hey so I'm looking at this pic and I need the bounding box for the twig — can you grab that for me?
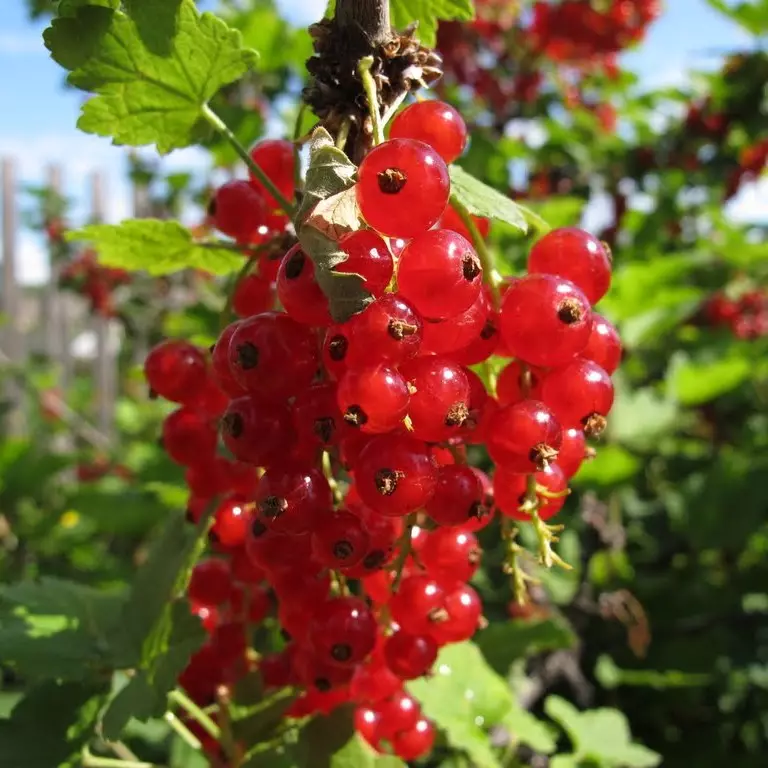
[163,711,202,752]
[168,689,221,741]
[390,512,418,591]
[358,56,385,146]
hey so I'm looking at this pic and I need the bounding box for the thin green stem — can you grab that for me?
[450,193,502,308]
[358,56,384,145]
[292,104,307,193]
[391,512,418,592]
[82,749,162,768]
[216,686,238,766]
[380,90,409,128]
[169,689,221,741]
[336,118,352,150]
[164,711,202,752]
[201,104,296,217]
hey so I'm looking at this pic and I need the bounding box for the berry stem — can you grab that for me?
[390,511,418,592]
[163,710,203,751]
[322,450,344,506]
[216,686,239,766]
[82,750,162,768]
[201,104,296,218]
[380,90,410,128]
[449,194,502,308]
[336,118,352,150]
[330,569,350,596]
[168,688,221,741]
[501,520,536,606]
[358,56,385,146]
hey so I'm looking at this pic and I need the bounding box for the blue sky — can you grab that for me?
[0,0,761,283]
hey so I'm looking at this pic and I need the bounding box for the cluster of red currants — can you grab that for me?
[58,247,132,317]
[703,289,768,340]
[143,98,621,760]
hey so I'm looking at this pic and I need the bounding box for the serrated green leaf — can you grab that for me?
[66,220,243,276]
[45,0,258,153]
[545,696,661,768]
[0,680,109,768]
[296,128,373,323]
[449,166,527,233]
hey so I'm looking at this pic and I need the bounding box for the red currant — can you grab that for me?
[248,139,295,207]
[210,181,267,244]
[311,509,371,568]
[221,396,296,467]
[336,229,394,296]
[337,365,410,433]
[420,528,481,587]
[420,289,489,355]
[210,496,251,548]
[188,559,232,606]
[162,408,217,466]
[232,273,274,318]
[428,583,483,644]
[277,244,332,326]
[494,463,568,521]
[581,313,621,374]
[211,322,247,398]
[390,100,468,163]
[145,340,206,404]
[384,632,438,680]
[293,381,346,450]
[392,717,436,761]
[425,464,489,527]
[390,574,445,635]
[310,596,377,667]
[557,427,588,477]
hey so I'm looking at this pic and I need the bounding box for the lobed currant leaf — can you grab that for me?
[66,219,244,276]
[449,165,528,233]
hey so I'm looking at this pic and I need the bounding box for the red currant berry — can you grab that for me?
[486,400,563,472]
[558,427,588,477]
[351,658,401,704]
[260,647,298,688]
[188,559,231,606]
[311,510,371,568]
[245,523,312,573]
[337,365,410,433]
[210,181,268,244]
[187,378,228,419]
[581,313,621,374]
[398,229,482,320]
[162,408,217,466]
[449,308,501,365]
[221,396,296,467]
[210,496,251,548]
[211,322,247,398]
[538,358,614,436]
[336,229,394,296]
[341,505,399,578]
[494,463,568,521]
[499,274,592,367]
[420,289,489,355]
[210,620,247,663]
[273,567,330,610]
[392,717,436,761]
[390,574,445,635]
[353,435,438,517]
[384,632,438,680]
[496,361,543,406]
[248,139,295,206]
[390,100,468,163]
[294,647,355,692]
[356,139,450,238]
[310,596,378,666]
[420,528,481,587]
[425,464,490,527]
[428,583,483,644]
[277,244,332,326]
[228,312,319,401]
[232,273,273,318]
[293,381,346,450]
[354,705,382,748]
[376,691,421,740]
[229,546,265,585]
[527,227,612,304]
[144,340,206,404]
[191,602,219,634]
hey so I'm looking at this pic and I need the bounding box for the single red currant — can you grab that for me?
[428,583,483,644]
[351,659,401,704]
[277,244,332,326]
[494,463,568,521]
[221,396,296,466]
[392,717,436,761]
[211,322,247,398]
[336,229,394,296]
[420,289,489,355]
[420,528,481,587]
[337,365,410,433]
[496,361,542,406]
[188,559,232,606]
[293,381,346,449]
[390,574,445,635]
[210,180,267,243]
[425,464,489,527]
[144,340,207,404]
[581,313,622,374]
[384,632,438,680]
[232,273,274,318]
[162,408,217,466]
[210,496,251,548]
[310,596,378,667]
[248,139,295,206]
[390,100,468,163]
[311,510,371,568]
[557,427,588,477]
[376,691,421,740]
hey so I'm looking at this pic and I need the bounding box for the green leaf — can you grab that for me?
[449,165,527,233]
[45,0,258,153]
[0,680,109,768]
[66,220,243,276]
[705,0,768,35]
[607,378,680,451]
[502,707,557,755]
[545,696,661,768]
[573,445,641,487]
[391,0,474,46]
[296,128,373,323]
[670,355,752,405]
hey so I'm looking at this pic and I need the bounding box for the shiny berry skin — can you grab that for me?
[539,357,614,436]
[322,326,351,380]
[376,691,421,740]
[355,706,382,748]
[486,400,563,472]
[144,340,206,404]
[341,505,399,578]
[345,293,423,368]
[558,428,588,477]
[356,139,450,238]
[421,528,481,587]
[191,603,219,634]
[246,524,312,573]
[496,361,542,406]
[228,312,319,402]
[400,357,470,442]
[255,463,331,535]
[248,138,295,206]
[211,322,247,398]
[311,510,370,568]
[527,227,612,304]
[581,313,622,374]
[428,583,483,644]
[353,435,438,517]
[210,180,267,243]
[186,457,234,500]
[337,365,410,434]
[188,559,231,606]
[293,382,346,449]
[277,245,332,326]
[420,289,489,355]
[449,309,501,366]
[336,230,394,296]
[499,274,592,367]
[390,100,468,163]
[398,229,482,320]
[351,657,401,705]
[392,718,436,761]
[188,378,228,419]
[494,463,568,521]
[162,408,217,466]
[230,546,265,585]
[273,567,330,611]
[210,496,251,548]
[310,596,377,667]
[390,574,445,635]
[384,632,438,680]
[425,464,489,527]
[221,396,296,467]
[294,648,355,692]
[232,273,273,318]
[210,620,247,663]
[261,648,297,689]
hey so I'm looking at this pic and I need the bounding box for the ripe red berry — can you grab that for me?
[499,274,592,367]
[341,505,399,578]
[144,340,207,404]
[322,325,351,380]
[294,647,355,692]
[496,361,542,406]
[162,408,217,466]
[260,647,297,688]
[392,717,436,761]
[420,289,489,355]
[293,381,347,449]
[337,365,410,433]
[376,690,421,740]
[420,528,481,587]
[356,139,450,238]
[400,356,471,442]
[228,312,319,402]
[210,496,251,548]
[232,273,274,318]
[398,229,483,320]
[336,229,394,296]
[277,245,332,326]
[538,358,614,436]
[390,574,445,635]
[486,400,563,472]
[389,100,468,163]
[494,463,568,521]
[353,435,438,517]
[188,559,232,606]
[221,396,296,467]
[351,659,401,704]
[310,596,377,667]
[355,705,383,748]
[427,583,483,644]
[311,509,371,568]
[210,180,267,243]
[581,313,622,374]
[557,427,588,477]
[246,523,312,573]
[425,464,489,527]
[211,322,247,398]
[384,632,438,680]
[248,138,295,206]
[527,227,612,304]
